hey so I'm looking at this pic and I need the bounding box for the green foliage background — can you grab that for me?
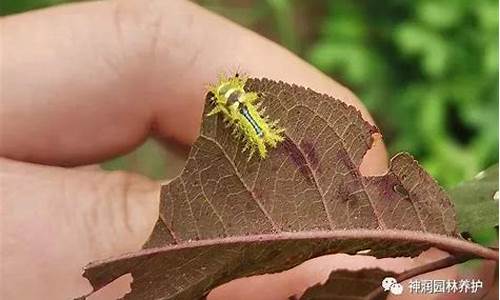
[2,0,498,187]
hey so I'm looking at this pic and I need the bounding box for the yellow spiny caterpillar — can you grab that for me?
[207,73,285,159]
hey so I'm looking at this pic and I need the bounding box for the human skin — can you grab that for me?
[1,0,491,299]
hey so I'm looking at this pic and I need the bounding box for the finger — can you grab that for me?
[0,158,159,299]
[1,0,386,174]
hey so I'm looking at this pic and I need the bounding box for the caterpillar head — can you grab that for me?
[208,73,247,106]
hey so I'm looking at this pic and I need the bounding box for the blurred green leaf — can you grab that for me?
[309,43,380,85]
[267,0,299,53]
[394,23,450,77]
[321,14,366,41]
[474,0,499,30]
[416,0,465,30]
[449,164,499,246]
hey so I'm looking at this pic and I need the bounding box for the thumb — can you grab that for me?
[1,158,159,300]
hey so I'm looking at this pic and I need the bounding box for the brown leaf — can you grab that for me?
[78,78,472,300]
[293,268,395,300]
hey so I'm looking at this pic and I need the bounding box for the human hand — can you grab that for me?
[2,1,484,299]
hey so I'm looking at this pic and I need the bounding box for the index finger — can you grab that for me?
[0,0,386,173]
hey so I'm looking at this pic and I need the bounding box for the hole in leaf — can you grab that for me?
[356,249,372,255]
[393,184,409,198]
[87,273,132,300]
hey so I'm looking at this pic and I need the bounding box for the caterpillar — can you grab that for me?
[207,73,285,159]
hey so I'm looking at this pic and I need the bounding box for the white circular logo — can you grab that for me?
[390,283,404,295]
[382,277,404,295]
[382,277,397,291]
